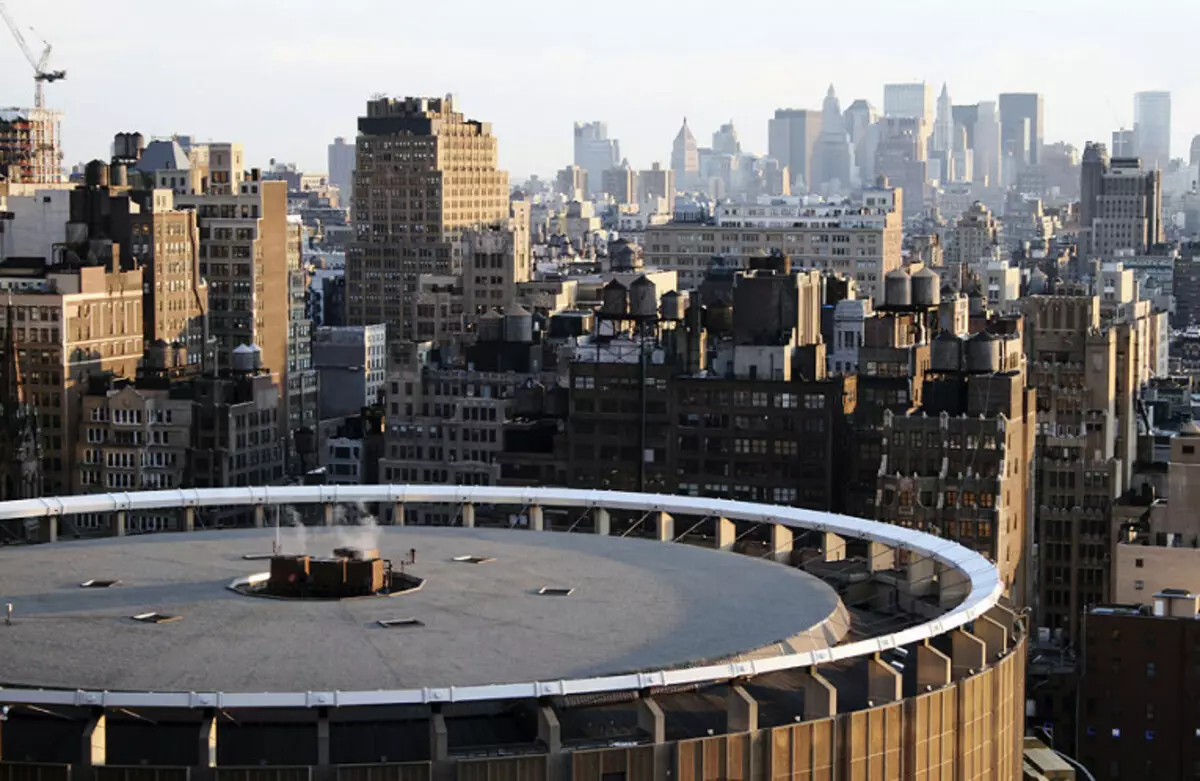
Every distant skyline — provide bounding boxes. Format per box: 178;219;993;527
2;0;1197;179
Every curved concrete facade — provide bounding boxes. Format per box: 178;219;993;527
0;487;1025;780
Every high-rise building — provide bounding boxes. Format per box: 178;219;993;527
811;85;852;192
0;296;41;511
637;162;674;201
973;100;1002;187
930;84;960;182
313;324;388;420
1134;90;1171;171
1112;128;1136;158
1079;142;1164;258
327;136;355;203
767;109;820;192
998;92;1045;166
0;108;63;184
348;96;510;341
883;82;933;125
573;121;619;197
843;99;879;184
670;118;700;192
285;215;319;472
175;145;290;379
711;121;741;156
0;261;143;495
556;165;587;200
601;160;637;204
875;117;929;219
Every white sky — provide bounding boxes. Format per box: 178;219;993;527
2;0;1197;179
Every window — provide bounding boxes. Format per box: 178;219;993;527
1147;662;1156;678
1136;558;1145;568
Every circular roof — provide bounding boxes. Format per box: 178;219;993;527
0;527;843;693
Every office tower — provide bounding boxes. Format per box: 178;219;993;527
573;121;619;197
1191;135;1200;168
1079;142;1164;257
875;117;929;219
190;358;286;492
930;83;957;182
843;99;878;184
811;85;852;191
601;160;637;203
637;162;674;201
767;109;820;192
348;96;510;341
327;136;355;202
0;262;143;496
671;118;700;191
998;92;1044;166
883;82;933;124
1112;128;1136;157
556;165;588;200
711;121;740;156
175;144;290;380
945;201;1000;276
1134;90;1171;170
0;107;63;183
972;101;1001;187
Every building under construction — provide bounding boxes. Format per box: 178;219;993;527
0;107;63;184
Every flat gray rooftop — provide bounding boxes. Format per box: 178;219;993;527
0;526;842;693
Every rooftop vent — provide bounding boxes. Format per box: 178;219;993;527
538;587;575;597
377;618;424;629
79;580;121;588
131;612;181;624
452;555;495;564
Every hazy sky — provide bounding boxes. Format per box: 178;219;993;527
2;0;1197;179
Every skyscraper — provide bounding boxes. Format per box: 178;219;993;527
767;109;820;193
883;82;933;124
327;137;355;203
973;101;1001;187
671;118;699;191
844;99;879;184
573;121;619;197
811;85;852;191
1134;90;1172;170
348;96;510;341
998;92;1045;166
1080;141;1164;258
930;83;958;182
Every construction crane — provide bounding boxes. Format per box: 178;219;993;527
0;2;65;109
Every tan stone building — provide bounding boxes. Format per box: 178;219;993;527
643;188;902;299
349;96;510;341
461;201;531;317
0;261;143;494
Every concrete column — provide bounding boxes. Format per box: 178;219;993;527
316;708;330;768
637;696;665;744
867;654;901;705
715;517;736;551
822;532;845;562
973;615;1008;662
536;704;561;753
938;563;971;608
593;507;610;535
254;505;265;528
322;503;334;527
461;503;475;528
951;628;986;679
916;641;952;691
529;505;544;532
392;502;405;526
867;541;896;572
81;710;106;769
110;511;126;538
39;516;57;544
430;709;448;762
798;667;837;720
197;711;217;769
653;511;674;542
770;524;794;563
726;685;758;733
907;555;936;597
183;507;195;533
